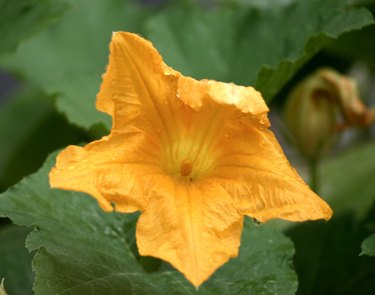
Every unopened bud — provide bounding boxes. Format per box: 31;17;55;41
0;279;7;295
319;69;375;128
284;69;337;160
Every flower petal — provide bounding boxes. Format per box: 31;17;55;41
178;76;269;118
49;132;163;212
212;120;332;222
97;32;179;144
97;31;164;116
136;179;243;287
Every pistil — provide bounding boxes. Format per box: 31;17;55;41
180;159;193;177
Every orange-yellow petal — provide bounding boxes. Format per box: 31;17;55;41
136;178;243;287
178;76;268;116
211;119;332;223
97;31;179;142
49;132;163;212
97;32;165;115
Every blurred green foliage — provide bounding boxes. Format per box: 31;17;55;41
2;0;372;130
0;0;375;294
0;0;67;57
147;0;372;100
0;86;86;192
362;234;375;256
0;226;33;295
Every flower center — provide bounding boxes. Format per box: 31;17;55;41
180;159;193;177
161;137;217;182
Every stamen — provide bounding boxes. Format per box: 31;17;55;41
180;159;193;177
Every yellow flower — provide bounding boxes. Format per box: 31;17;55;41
49;32;332;287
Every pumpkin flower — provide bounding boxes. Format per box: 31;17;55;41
49;32;332;287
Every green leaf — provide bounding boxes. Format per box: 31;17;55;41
145;0;374;100
0;225;34;295
0;153;297;294
286;142;375;295
0;86;86;192
361;234;375;256
0;0;67;56
3;1;372;131
1;0;148;131
0;153;144;294
321;142;375;219
0;87;52;191
328;3;375;70
287;214;375;295
202;221;298;295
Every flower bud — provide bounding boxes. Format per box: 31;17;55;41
284;69;338;160
0;279;7;295
320;69;375;128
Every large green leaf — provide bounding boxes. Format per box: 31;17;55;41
203;221;297;295
145;0;373;100
0;86;86;192
1;0;148;131
0;87;52;190
3;1;372;131
362;234;375;256
321;142;375;219
286;142;375;295
0;225;33;295
0;153;297;294
328;2;375;70
0;0;67;56
287;214;375;295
